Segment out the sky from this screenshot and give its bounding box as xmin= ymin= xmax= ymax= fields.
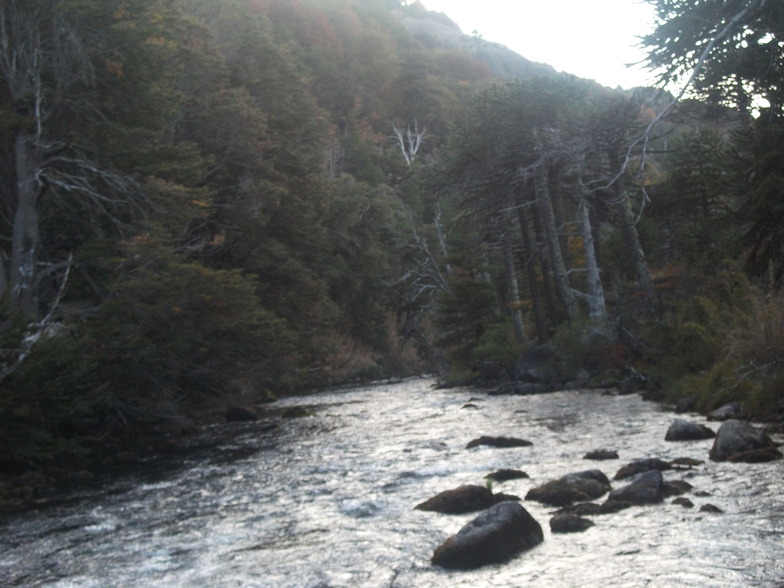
xmin=418 ymin=0 xmax=658 ymax=90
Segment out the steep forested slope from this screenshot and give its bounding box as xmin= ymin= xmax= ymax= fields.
xmin=0 ymin=0 xmax=781 ymax=471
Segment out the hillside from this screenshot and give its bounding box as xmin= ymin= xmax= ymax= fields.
xmin=0 ymin=0 xmax=781 ymax=474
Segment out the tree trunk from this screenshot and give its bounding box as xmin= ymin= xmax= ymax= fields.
xmin=514 ymin=190 xmax=548 ymax=343
xmin=10 ymin=132 xmax=41 ymax=318
xmin=531 ymin=205 xmax=560 ymax=325
xmin=535 ymin=163 xmax=578 ymax=322
xmin=578 ymin=196 xmax=607 ymax=322
xmin=501 ymin=207 xmax=526 ymax=344
xmin=607 ymin=148 xmax=653 ymax=299
xmin=614 ymin=186 xmax=654 ymax=299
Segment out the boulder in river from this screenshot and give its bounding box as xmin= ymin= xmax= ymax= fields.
xmin=415 ymin=484 xmax=518 ymax=514
xmin=466 ymin=435 xmax=532 ymax=449
xmin=665 ymin=419 xmax=716 ymax=441
xmin=549 ymin=513 xmax=594 ymax=533
xmin=663 ymin=479 xmax=693 ymax=497
xmin=607 ymin=470 xmax=664 ymax=505
xmin=614 ymin=458 xmax=672 ymax=480
xmin=525 ymin=470 xmax=611 ymax=507
xmin=485 ymin=469 xmax=529 ymax=482
xmin=583 ymin=449 xmax=619 ymax=461
xmin=431 ymin=501 xmax=543 ymax=570
xmin=709 ymin=419 xmax=782 ymax=462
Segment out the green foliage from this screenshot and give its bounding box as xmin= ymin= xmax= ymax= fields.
xmin=0 ymin=332 xmax=102 ymax=463
xmin=436 ymin=278 xmax=507 ymax=374
xmin=92 ymin=240 xmax=298 ymax=407
xmin=470 ymin=322 xmax=525 ymax=367
xmin=641 ymin=0 xmax=784 ymax=114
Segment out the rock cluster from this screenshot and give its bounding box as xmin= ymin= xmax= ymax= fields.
xmin=417 ymin=387 xmax=781 ymax=573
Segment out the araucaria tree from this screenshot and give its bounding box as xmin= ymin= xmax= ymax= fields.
xmin=641 ymin=0 xmax=784 ymax=286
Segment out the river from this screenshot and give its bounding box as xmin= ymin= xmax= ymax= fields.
xmin=1 ymin=378 xmax=783 ymax=587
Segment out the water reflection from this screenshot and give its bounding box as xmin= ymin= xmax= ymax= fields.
xmin=1 ymin=378 xmax=783 ymax=587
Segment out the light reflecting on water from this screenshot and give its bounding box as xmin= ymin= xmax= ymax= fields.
xmin=1 ymin=378 xmax=783 ymax=587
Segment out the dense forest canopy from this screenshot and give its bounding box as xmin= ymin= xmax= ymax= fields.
xmin=0 ymin=0 xmax=781 ymax=467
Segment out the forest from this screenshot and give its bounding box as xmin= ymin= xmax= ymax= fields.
xmin=0 ymin=0 xmax=782 ymax=471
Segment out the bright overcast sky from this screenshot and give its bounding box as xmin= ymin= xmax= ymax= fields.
xmin=418 ymin=0 xmax=658 ymax=90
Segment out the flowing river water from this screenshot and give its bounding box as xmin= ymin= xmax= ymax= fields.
xmin=1 ymin=378 xmax=783 ymax=587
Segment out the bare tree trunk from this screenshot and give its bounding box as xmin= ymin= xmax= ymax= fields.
xmin=501 ymin=206 xmax=525 ymax=344
xmin=10 ymin=132 xmax=41 ymax=318
xmin=577 ymin=196 xmax=606 ymax=322
xmin=535 ymin=163 xmax=578 ymax=322
xmin=608 ymin=149 xmax=654 ymax=299
xmin=615 ymin=186 xmax=654 ymax=299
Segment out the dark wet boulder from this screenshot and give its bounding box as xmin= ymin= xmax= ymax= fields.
xmin=415 ymin=484 xmax=518 ymax=514
xmin=415 ymin=485 xmax=494 ymax=514
xmin=699 ymin=503 xmax=723 ymax=513
xmin=549 ymin=513 xmax=594 ymax=533
xmin=672 ymin=497 xmax=694 ymax=508
xmin=431 ymin=501 xmax=543 ymax=570
xmin=554 ymin=502 xmax=604 ymax=517
xmin=663 ymin=479 xmax=693 ymax=497
xmin=525 ymin=470 xmax=611 ymax=507
xmin=598 ymin=500 xmax=635 ymax=513
xmin=614 ymin=458 xmax=672 ymax=480
xmin=485 ymin=469 xmax=529 ymax=482
xmin=607 ymin=470 xmax=664 ymax=505
xmin=466 ymin=435 xmax=532 ymax=449
xmin=665 ymin=419 xmax=716 ymax=441
xmin=707 ymin=402 xmax=747 ymax=422
xmin=670 ymin=457 xmax=704 ymax=468
xmin=583 ymin=449 xmax=619 ymax=461
xmin=709 ymin=419 xmax=782 ymax=462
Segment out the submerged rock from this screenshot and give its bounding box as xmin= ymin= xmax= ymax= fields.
xmin=466 ymin=435 xmax=532 ymax=449
xmin=709 ymin=419 xmax=782 ymax=462
xmin=431 ymin=501 xmax=543 ymax=570
xmin=549 ymin=513 xmax=594 ymax=533
xmin=583 ymin=449 xmax=619 ymax=461
xmin=607 ymin=470 xmax=664 ymax=505
xmin=665 ymin=419 xmax=715 ymax=441
xmin=525 ymin=470 xmax=611 ymax=507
